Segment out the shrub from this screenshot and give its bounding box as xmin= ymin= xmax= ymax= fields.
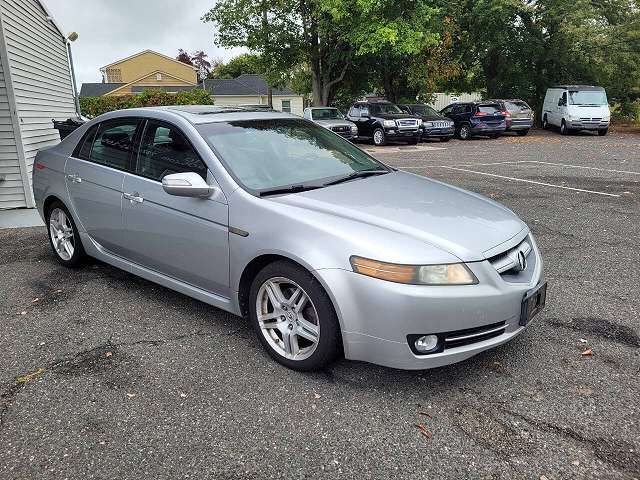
xmin=80 ymin=88 xmax=214 ymax=118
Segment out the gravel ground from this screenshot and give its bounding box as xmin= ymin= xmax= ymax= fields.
xmin=1 ymin=129 xmax=639 ymax=480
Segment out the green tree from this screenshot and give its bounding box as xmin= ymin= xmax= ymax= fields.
xmin=213 ymin=53 xmax=263 ymax=79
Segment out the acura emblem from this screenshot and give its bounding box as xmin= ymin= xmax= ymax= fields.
xmin=517 ymin=250 xmax=527 ymax=271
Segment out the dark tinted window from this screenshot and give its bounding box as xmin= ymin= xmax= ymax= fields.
xmin=451 ymin=104 xmax=465 ymax=114
xmin=89 ymin=119 xmax=139 ymax=170
xmin=136 ymin=120 xmax=208 ymax=181
xmin=75 ymin=124 xmax=99 ymax=160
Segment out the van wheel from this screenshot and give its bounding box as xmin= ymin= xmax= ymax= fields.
xmin=560 ymin=120 xmax=570 ymax=135
xmin=458 ymin=123 xmax=471 ymax=140
xmin=249 ymin=260 xmax=340 ymax=371
xmin=372 ymin=128 xmax=386 ymax=146
xmin=46 ymin=201 xmax=86 ymax=267
xmin=598 ymin=128 xmax=608 ymax=136
xmin=542 ymin=115 xmax=549 ymax=129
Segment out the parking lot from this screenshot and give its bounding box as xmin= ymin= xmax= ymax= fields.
xmin=1 ymin=129 xmax=639 ymax=479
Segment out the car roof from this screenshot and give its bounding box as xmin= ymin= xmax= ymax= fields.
xmin=123 ymin=105 xmax=300 ymax=125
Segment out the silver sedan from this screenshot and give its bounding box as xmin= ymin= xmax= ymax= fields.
xmin=33 ymin=106 xmax=546 ymax=371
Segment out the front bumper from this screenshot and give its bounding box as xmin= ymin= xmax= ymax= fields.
xmin=422 ymin=127 xmax=455 ymax=139
xmin=315 ymin=237 xmax=544 ymax=370
xmin=566 ymin=119 xmax=609 ymax=131
xmin=384 ymin=128 xmax=420 ymax=142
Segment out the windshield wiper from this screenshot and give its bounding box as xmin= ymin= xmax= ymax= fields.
xmin=259 ymin=184 xmax=323 ymax=197
xmin=324 ymin=169 xmax=389 ymax=186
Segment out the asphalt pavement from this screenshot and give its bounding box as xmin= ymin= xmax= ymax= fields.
xmin=1 ymin=129 xmax=638 ymax=479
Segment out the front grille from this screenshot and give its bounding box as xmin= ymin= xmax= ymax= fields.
xmin=488 ymin=237 xmax=532 ymax=275
xmin=397 ymin=119 xmax=419 ymax=128
xmin=444 ymin=321 xmax=507 ymax=349
xmin=331 ymin=126 xmax=350 ymax=133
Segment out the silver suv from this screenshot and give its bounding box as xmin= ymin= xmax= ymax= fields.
xmin=303 ymin=107 xmax=358 ymax=140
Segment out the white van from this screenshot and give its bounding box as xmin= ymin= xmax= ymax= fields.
xmin=542 ymin=85 xmax=610 ymax=136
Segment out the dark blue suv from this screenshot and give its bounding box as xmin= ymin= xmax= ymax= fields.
xmin=440 ymin=102 xmax=506 ymax=140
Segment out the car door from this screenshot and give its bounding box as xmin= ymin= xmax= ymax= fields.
xmin=65 ymin=118 xmax=142 ymax=255
xmin=555 ymin=91 xmax=568 ymax=126
xmin=120 ymin=119 xmax=230 ymax=295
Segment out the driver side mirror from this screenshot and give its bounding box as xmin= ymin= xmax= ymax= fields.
xmin=162 ymin=172 xmax=215 ymax=198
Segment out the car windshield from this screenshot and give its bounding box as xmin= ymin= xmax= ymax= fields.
xmin=196 ymin=119 xmax=387 ymax=193
xmin=369 ymin=103 xmax=404 ymax=115
xmin=505 ymin=101 xmax=530 ymax=112
xmin=569 ymin=90 xmax=608 ymax=106
xmin=407 ymin=105 xmax=439 ymax=116
xmin=311 ymin=108 xmax=343 ymax=120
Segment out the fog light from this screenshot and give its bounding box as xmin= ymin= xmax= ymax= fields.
xmin=415 ymin=334 xmax=439 ymax=353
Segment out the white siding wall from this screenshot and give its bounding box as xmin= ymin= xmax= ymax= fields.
xmin=0 ymin=0 xmax=76 ymax=208
xmin=213 ymin=95 xmax=305 ymax=116
xmin=428 ymin=92 xmax=482 ymax=111
xmin=0 ymin=47 xmax=23 ymax=208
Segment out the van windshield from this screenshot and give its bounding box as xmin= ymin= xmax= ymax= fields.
xmin=569 ymin=90 xmax=607 ymax=106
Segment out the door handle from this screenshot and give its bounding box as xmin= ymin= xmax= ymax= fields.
xmin=66 ymin=173 xmax=82 ymax=183
xmin=123 ymin=192 xmax=144 ymax=204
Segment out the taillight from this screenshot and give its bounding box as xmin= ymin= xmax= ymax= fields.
xmin=35 ymin=162 xmax=46 ymax=170
xmin=501 ymin=110 xmax=510 ymax=117
xmin=474 ymin=111 xmax=488 ymax=117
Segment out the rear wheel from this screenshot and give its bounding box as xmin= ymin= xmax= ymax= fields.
xmin=249 ymin=260 xmax=340 ymax=371
xmin=542 ymin=115 xmax=549 ymax=130
xmin=372 ymin=128 xmax=386 ymax=146
xmin=516 ymin=129 xmax=529 ymax=136
xmin=46 ymin=201 xmax=86 ymax=267
xmin=598 ymin=128 xmax=608 ymax=136
xmin=458 ymin=123 xmax=471 ymax=140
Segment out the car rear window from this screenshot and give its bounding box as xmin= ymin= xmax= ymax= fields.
xmin=505 ymin=101 xmax=531 ymax=112
xmin=477 ymin=105 xmax=499 ymax=114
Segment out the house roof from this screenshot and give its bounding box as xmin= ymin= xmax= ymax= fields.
xmin=204 ymin=75 xmax=296 ymax=96
xmin=79 ymin=83 xmax=124 ymax=97
xmin=100 ymin=49 xmax=198 ymax=71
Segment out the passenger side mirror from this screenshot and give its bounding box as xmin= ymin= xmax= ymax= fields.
xmin=162 ymin=172 xmax=215 ymax=198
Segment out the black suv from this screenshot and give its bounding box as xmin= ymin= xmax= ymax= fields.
xmin=440 ymin=102 xmax=506 ymax=140
xmin=398 ymin=104 xmax=455 ymax=142
xmin=347 ymin=101 xmax=421 ymax=146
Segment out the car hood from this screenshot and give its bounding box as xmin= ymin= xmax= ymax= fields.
xmin=315 ymin=119 xmax=355 ymax=128
xmin=270 ymin=171 xmax=526 ymax=261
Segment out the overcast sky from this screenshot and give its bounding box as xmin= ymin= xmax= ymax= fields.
xmin=44 ymin=0 xmax=244 ymax=86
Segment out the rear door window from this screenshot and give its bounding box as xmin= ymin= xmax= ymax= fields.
xmin=89 ymin=119 xmax=140 ymax=171
xmin=135 ymin=120 xmax=208 ymax=182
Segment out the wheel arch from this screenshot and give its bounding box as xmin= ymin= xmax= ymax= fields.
xmin=43 ymin=194 xmax=65 ymax=217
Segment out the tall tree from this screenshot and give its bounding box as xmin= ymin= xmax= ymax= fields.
xmin=212 ymin=54 xmax=264 ymax=79
xmin=191 ymin=50 xmax=213 ymax=81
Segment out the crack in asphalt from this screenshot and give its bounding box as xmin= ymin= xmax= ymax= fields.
xmin=0 ymin=328 xmax=244 ymax=431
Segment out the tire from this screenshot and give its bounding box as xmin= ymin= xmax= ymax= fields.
xmin=372 ymin=128 xmax=386 ymax=146
xmin=439 ymin=137 xmax=451 ymax=142
xmin=249 ymin=260 xmax=340 ymax=371
xmin=598 ymin=128 xmax=608 ymax=136
xmin=46 ymin=201 xmax=86 ymax=268
xmin=560 ymin=120 xmax=570 ymax=135
xmin=516 ymin=129 xmax=529 ymax=136
xmin=458 ymin=123 xmax=471 ymax=140
xmin=542 ymin=115 xmax=549 ymax=130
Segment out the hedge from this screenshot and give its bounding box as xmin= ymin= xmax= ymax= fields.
xmin=79 ymin=88 xmax=214 ymax=118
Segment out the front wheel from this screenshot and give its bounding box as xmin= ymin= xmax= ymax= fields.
xmin=249 ymin=260 xmax=341 ymax=371
xmin=458 ymin=123 xmax=471 ymax=140
xmin=372 ymin=128 xmax=386 ymax=146
xmin=598 ymin=128 xmax=608 ymax=136
xmin=46 ymin=201 xmax=86 ymax=267
xmin=516 ymin=129 xmax=529 ymax=136
xmin=560 ymin=120 xmax=570 ymax=135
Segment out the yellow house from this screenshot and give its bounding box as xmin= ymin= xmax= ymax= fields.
xmin=80 ymin=50 xmax=305 ymax=116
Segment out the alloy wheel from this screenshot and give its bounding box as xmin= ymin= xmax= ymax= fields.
xmin=256 ymin=277 xmax=320 ymax=361
xmin=373 ymin=129 xmax=385 ymax=146
xmin=49 ymin=208 xmax=75 ymax=261
xmin=459 ymin=125 xmax=470 ymax=139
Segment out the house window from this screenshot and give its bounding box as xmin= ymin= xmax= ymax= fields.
xmin=156 ymin=73 xmax=162 ymax=81
xmin=281 ymin=100 xmax=291 ymax=113
xmin=105 ymin=68 xmax=122 ymax=82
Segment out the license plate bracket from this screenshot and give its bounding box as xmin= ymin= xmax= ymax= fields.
xmin=520 ymin=282 xmax=547 ymax=326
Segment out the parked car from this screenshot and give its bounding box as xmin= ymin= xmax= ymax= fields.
xmin=347 ymin=101 xmax=421 ymax=145
xmin=33 ymin=105 xmax=546 ymax=371
xmin=303 ymin=107 xmax=358 ymax=140
xmin=441 ymin=102 xmax=507 ymax=140
xmin=397 ymin=104 xmax=455 ymax=142
xmin=488 ymin=99 xmax=534 ymax=136
xmin=542 ymin=85 xmax=610 ymax=136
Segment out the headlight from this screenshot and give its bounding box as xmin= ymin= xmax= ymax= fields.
xmin=423 ymin=121 xmax=434 ymax=127
xmin=351 ymin=125 xmax=358 ymax=133
xmin=383 ymin=120 xmax=396 ymax=128
xmin=350 ymin=256 xmax=478 ymax=285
